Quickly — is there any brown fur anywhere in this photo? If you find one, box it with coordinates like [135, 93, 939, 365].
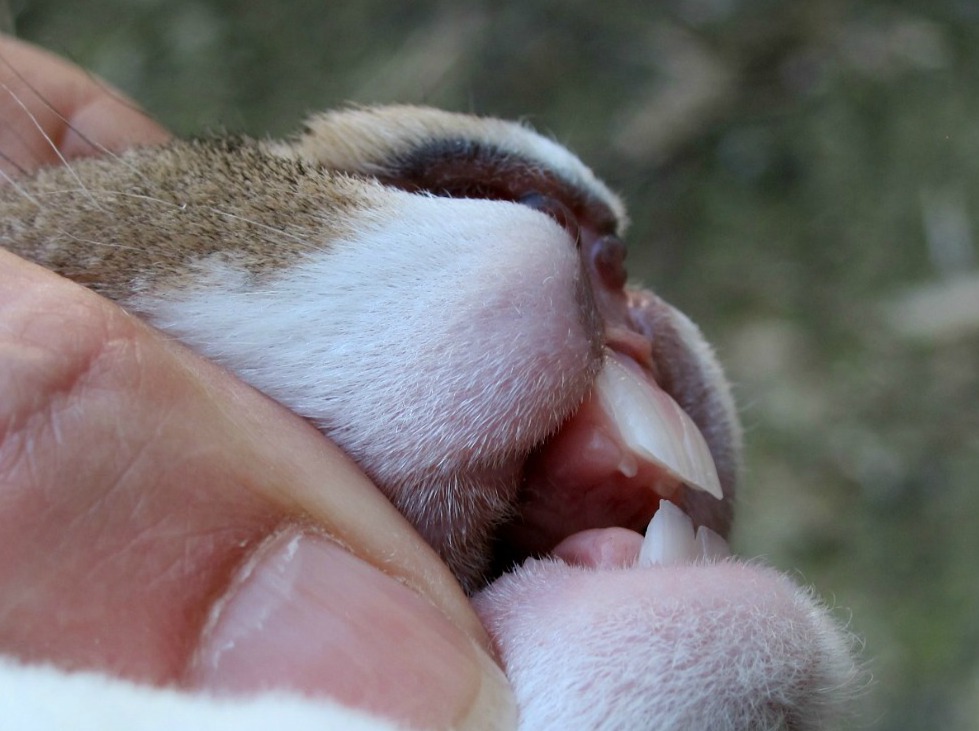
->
[0, 137, 370, 300]
[0, 106, 734, 588]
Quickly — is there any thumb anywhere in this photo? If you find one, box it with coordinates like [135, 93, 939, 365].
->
[187, 527, 516, 731]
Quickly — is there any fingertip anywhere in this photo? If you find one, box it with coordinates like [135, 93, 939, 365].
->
[61, 94, 170, 159]
[188, 528, 516, 731]
[0, 34, 171, 175]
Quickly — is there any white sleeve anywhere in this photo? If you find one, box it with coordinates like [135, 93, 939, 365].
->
[0, 659, 410, 731]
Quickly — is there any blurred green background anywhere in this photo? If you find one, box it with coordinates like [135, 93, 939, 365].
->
[11, 1, 979, 727]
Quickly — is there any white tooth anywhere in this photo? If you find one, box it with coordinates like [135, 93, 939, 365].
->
[596, 353, 723, 499]
[638, 500, 698, 567]
[617, 454, 638, 478]
[695, 525, 731, 561]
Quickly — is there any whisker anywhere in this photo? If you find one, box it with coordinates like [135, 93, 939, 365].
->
[0, 142, 26, 176]
[0, 164, 41, 207]
[0, 111, 48, 172]
[106, 190, 185, 208]
[209, 208, 314, 248]
[25, 185, 315, 240]
[0, 180, 131, 256]
[56, 233, 142, 253]
[8, 182, 313, 255]
[0, 50, 108, 159]
[0, 78, 105, 211]
[0, 52, 159, 188]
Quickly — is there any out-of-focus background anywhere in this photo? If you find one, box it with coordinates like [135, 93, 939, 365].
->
[10, 1, 978, 727]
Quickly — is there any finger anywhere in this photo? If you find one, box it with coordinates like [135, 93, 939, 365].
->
[0, 252, 513, 729]
[0, 35, 170, 176]
[187, 528, 512, 729]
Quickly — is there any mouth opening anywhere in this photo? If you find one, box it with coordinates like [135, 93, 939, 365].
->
[482, 210, 733, 580]
[489, 344, 727, 577]
[373, 147, 736, 585]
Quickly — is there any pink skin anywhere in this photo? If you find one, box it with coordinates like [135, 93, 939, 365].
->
[468, 217, 854, 728]
[0, 37, 507, 729]
[0, 37, 855, 730]
[371, 120, 855, 726]
[0, 249, 504, 729]
[551, 527, 645, 569]
[492, 212, 737, 568]
[473, 540, 854, 731]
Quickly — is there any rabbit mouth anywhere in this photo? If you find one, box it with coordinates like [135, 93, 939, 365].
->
[487, 209, 740, 576]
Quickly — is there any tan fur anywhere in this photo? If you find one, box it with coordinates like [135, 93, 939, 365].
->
[0, 103, 858, 729]
[0, 107, 726, 587]
[0, 137, 369, 300]
[274, 105, 627, 231]
[1, 105, 628, 296]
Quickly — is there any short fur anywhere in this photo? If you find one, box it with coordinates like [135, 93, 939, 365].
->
[0, 109, 612, 585]
[0, 105, 859, 729]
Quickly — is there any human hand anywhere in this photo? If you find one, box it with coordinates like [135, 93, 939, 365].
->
[0, 36, 513, 730]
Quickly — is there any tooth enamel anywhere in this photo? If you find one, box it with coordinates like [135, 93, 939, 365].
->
[695, 525, 731, 561]
[595, 353, 724, 499]
[617, 454, 638, 478]
[638, 500, 698, 567]
[638, 501, 732, 568]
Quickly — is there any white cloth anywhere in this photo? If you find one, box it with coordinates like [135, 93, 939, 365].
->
[0, 660, 409, 731]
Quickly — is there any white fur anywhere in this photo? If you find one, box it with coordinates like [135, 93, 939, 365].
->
[0, 660, 406, 731]
[473, 559, 861, 731]
[0, 104, 859, 731]
[130, 189, 593, 490]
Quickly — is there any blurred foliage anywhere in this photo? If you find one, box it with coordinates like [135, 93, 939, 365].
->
[10, 0, 979, 727]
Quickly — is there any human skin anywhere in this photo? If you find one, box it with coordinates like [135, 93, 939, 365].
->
[0, 36, 861, 731]
[0, 35, 512, 730]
